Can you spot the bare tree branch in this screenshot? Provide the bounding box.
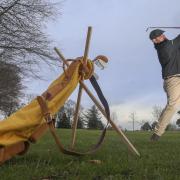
[0,0,20,17]
[0,0,61,77]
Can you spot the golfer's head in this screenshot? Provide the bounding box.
[149,29,166,44]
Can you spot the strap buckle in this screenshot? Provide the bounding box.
[37,96,53,124]
[44,113,53,124]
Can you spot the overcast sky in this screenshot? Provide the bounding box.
[26,0,180,130]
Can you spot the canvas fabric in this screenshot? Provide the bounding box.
[0,60,93,146]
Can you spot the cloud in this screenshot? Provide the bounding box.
[110,92,166,130]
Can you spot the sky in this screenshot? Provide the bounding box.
[26,0,180,130]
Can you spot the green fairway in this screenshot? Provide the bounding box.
[0,129,180,180]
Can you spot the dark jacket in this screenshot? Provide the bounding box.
[155,35,180,79]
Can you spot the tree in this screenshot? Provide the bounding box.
[176,111,180,128]
[56,106,71,129]
[140,122,152,131]
[151,121,158,130]
[85,105,104,129]
[165,124,176,131]
[152,105,163,121]
[55,100,85,129]
[0,0,60,116]
[0,0,60,77]
[65,100,76,123]
[77,116,85,129]
[150,106,163,131]
[59,112,71,129]
[0,61,24,117]
[176,118,180,127]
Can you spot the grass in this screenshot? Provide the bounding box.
[0,129,180,180]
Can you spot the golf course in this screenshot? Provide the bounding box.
[0,129,179,180]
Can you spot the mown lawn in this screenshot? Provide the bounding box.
[0,129,180,180]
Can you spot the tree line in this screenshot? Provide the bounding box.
[55,100,104,130]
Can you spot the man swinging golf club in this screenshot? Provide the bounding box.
[149,29,180,141]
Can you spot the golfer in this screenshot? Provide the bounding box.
[149,29,180,141]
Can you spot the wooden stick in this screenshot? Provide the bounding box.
[71,27,92,148]
[54,48,140,157]
[71,85,83,149]
[80,81,140,157]
[83,26,92,65]
[54,47,69,67]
